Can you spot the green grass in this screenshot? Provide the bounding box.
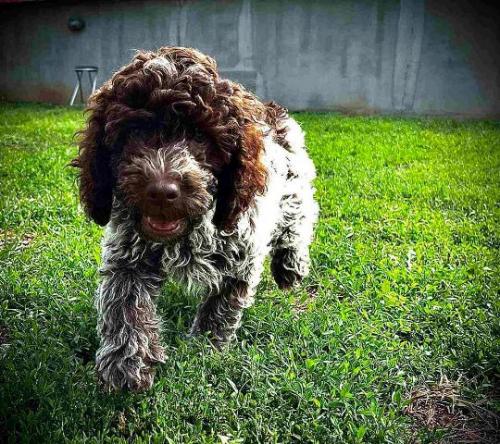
[0,102,499,443]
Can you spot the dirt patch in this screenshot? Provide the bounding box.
[405,376,500,443]
[17,233,35,251]
[0,229,35,251]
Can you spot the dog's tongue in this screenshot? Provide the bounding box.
[147,217,179,232]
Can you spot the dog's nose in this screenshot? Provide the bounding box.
[146,180,181,203]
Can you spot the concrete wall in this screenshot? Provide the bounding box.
[0,0,499,117]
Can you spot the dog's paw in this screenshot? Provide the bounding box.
[273,269,303,290]
[97,361,155,392]
[96,344,165,392]
[271,249,308,290]
[271,261,304,290]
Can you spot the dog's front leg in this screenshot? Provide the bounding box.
[190,278,254,348]
[96,262,165,392]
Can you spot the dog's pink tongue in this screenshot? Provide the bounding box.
[147,217,179,231]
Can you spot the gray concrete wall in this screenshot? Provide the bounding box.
[0,0,499,117]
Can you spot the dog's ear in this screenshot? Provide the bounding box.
[213,123,267,230]
[71,85,114,226]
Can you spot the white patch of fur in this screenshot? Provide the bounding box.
[144,57,178,79]
[284,118,305,151]
[139,143,202,180]
[284,117,316,182]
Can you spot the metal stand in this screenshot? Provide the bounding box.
[69,66,98,106]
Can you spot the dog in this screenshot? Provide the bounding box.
[72,47,318,391]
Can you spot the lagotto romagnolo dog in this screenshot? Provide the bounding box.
[72,47,318,391]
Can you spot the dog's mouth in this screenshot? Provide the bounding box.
[141,215,187,240]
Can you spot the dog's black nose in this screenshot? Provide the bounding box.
[146,180,181,203]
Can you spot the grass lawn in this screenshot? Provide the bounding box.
[0,102,499,443]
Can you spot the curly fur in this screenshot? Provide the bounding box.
[73,47,318,391]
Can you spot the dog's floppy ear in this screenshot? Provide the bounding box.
[213,122,267,230]
[71,85,114,226]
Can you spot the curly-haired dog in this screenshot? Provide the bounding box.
[73,47,318,391]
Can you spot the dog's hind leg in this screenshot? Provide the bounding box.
[270,117,318,290]
[271,163,318,290]
[189,277,255,348]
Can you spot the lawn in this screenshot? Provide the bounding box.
[0,102,499,443]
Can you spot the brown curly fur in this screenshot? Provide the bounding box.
[72,46,286,230]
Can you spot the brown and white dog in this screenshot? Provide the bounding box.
[73,47,318,391]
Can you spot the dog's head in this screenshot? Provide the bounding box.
[72,47,267,241]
